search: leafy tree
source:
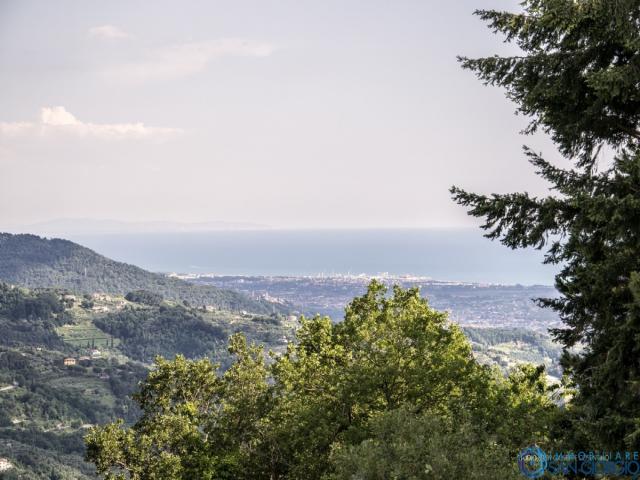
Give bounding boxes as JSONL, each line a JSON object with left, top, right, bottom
{"left": 85, "top": 336, "right": 270, "bottom": 480}
{"left": 261, "top": 281, "right": 502, "bottom": 478}
{"left": 86, "top": 282, "right": 557, "bottom": 479}
{"left": 86, "top": 355, "right": 222, "bottom": 479}
{"left": 452, "top": 0, "right": 640, "bottom": 449}
{"left": 328, "top": 407, "right": 520, "bottom": 480}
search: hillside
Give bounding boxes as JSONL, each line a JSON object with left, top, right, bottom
{"left": 0, "top": 282, "right": 296, "bottom": 478}
{"left": 0, "top": 280, "right": 561, "bottom": 478}
{"left": 463, "top": 327, "right": 563, "bottom": 378}
{"left": 0, "top": 233, "right": 285, "bottom": 315}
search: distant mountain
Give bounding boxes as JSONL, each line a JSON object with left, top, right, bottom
{"left": 3, "top": 218, "right": 269, "bottom": 236}
{"left": 0, "top": 233, "right": 284, "bottom": 314}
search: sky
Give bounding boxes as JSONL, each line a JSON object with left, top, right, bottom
{"left": 0, "top": 0, "right": 569, "bottom": 230}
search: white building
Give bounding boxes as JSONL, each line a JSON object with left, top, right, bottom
{"left": 0, "top": 457, "right": 13, "bottom": 472}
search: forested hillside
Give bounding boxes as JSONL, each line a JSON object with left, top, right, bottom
{"left": 0, "top": 233, "right": 284, "bottom": 315}
{"left": 0, "top": 286, "right": 142, "bottom": 478}
{"left": 0, "top": 282, "right": 296, "bottom": 478}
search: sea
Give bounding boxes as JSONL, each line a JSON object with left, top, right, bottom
{"left": 67, "top": 228, "right": 558, "bottom": 286}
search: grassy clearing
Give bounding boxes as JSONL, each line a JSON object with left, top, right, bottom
{"left": 57, "top": 304, "right": 120, "bottom": 349}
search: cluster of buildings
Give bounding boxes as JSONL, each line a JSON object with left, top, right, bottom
{"left": 191, "top": 274, "right": 561, "bottom": 331}
{"left": 63, "top": 293, "right": 128, "bottom": 313}
{"left": 63, "top": 348, "right": 102, "bottom": 366}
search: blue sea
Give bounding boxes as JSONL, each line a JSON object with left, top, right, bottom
{"left": 68, "top": 228, "right": 558, "bottom": 285}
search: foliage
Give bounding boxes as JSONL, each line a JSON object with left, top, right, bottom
{"left": 86, "top": 282, "right": 558, "bottom": 479}
{"left": 328, "top": 407, "right": 519, "bottom": 480}
{"left": 0, "top": 282, "right": 71, "bottom": 348}
{"left": 94, "top": 305, "right": 226, "bottom": 363}
{"left": 452, "top": 0, "right": 640, "bottom": 450}
{"left": 124, "top": 290, "right": 163, "bottom": 306}
{"left": 464, "top": 326, "right": 550, "bottom": 346}
{"left": 0, "top": 283, "right": 65, "bottom": 322}
{"left": 85, "top": 339, "right": 270, "bottom": 480}
{"left": 0, "top": 440, "right": 96, "bottom": 480}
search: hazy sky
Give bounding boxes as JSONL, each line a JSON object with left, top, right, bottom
{"left": 0, "top": 0, "right": 567, "bottom": 229}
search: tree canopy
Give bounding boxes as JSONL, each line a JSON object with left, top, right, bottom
{"left": 452, "top": 0, "right": 640, "bottom": 450}
{"left": 86, "top": 282, "right": 556, "bottom": 479}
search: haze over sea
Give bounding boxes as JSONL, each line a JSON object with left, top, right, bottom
{"left": 67, "top": 229, "right": 558, "bottom": 285}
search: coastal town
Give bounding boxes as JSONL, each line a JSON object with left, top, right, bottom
{"left": 181, "top": 273, "right": 561, "bottom": 332}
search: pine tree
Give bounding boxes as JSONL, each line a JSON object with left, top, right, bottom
{"left": 452, "top": 0, "right": 640, "bottom": 449}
